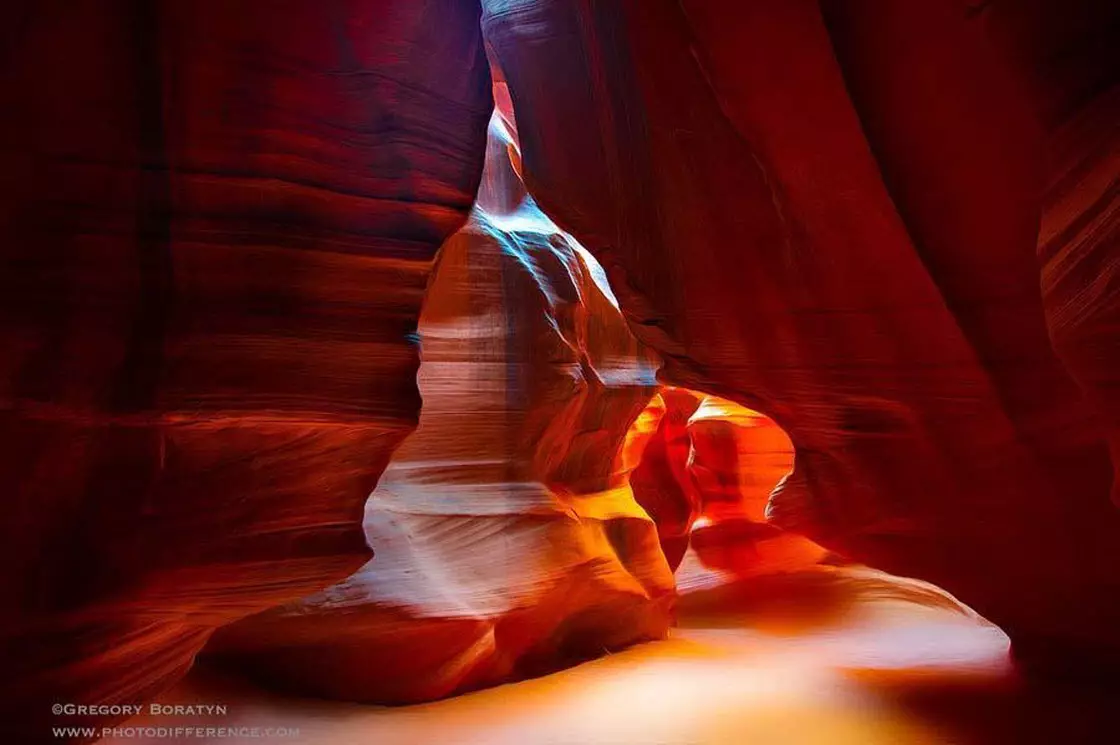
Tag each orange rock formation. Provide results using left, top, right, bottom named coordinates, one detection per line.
left=207, top=112, right=674, bottom=703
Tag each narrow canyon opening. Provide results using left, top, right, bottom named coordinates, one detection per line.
left=629, top=387, right=828, bottom=581
left=180, top=97, right=1019, bottom=742
left=6, top=2, right=1118, bottom=744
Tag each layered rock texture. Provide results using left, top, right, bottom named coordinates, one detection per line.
left=628, top=389, right=702, bottom=571
left=631, top=390, right=826, bottom=577
left=1038, top=84, right=1120, bottom=507
left=2, top=2, right=490, bottom=739
left=2, top=0, right=1118, bottom=739
left=207, top=112, right=674, bottom=703
left=482, top=0, right=1120, bottom=665
left=687, top=396, right=828, bottom=578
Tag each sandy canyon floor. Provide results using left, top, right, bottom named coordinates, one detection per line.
left=105, top=557, right=1118, bottom=745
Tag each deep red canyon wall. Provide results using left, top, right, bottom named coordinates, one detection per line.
left=1, top=2, right=490, bottom=739
left=482, top=0, right=1120, bottom=666
left=1, top=1, right=1117, bottom=740
left=1037, top=84, right=1120, bottom=509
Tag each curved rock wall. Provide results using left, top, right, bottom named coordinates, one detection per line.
left=631, top=389, right=826, bottom=577
left=482, top=0, right=1120, bottom=665
left=629, top=389, right=702, bottom=571
left=3, top=2, right=1117, bottom=737
left=1038, top=84, right=1120, bottom=507
left=687, top=395, right=828, bottom=578
left=1, top=2, right=491, bottom=738
left=207, top=113, right=674, bottom=704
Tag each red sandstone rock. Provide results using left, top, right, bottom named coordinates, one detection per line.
left=1037, top=85, right=1120, bottom=509
left=1, top=2, right=490, bottom=739
left=1, top=3, right=1117, bottom=739
left=482, top=0, right=1120, bottom=663
left=977, top=0, right=1120, bottom=129
left=687, top=395, right=827, bottom=577
left=630, top=386, right=828, bottom=578
left=207, top=112, right=674, bottom=704
left=629, top=388, right=702, bottom=571
left=631, top=387, right=825, bottom=577
left=972, top=5, right=1120, bottom=511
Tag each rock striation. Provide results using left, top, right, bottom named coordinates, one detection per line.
left=207, top=111, right=674, bottom=704
left=631, top=389, right=826, bottom=577
left=687, top=395, right=828, bottom=577
left=1, top=2, right=491, bottom=739
left=628, top=388, right=702, bottom=571
left=482, top=0, right=1120, bottom=665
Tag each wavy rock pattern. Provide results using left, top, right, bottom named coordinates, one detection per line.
left=482, top=0, right=1120, bottom=664
left=1, top=2, right=491, bottom=739
left=3, top=3, right=1118, bottom=739
left=1038, top=84, right=1120, bottom=507
left=629, top=388, right=702, bottom=571
left=208, top=112, right=674, bottom=704
left=687, top=395, right=828, bottom=577
left=631, top=389, right=826, bottom=577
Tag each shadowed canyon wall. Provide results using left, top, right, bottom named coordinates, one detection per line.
left=481, top=0, right=1120, bottom=667
left=1037, top=84, right=1120, bottom=508
left=1, top=0, right=1117, bottom=741
left=981, top=3, right=1120, bottom=494
left=1, top=2, right=490, bottom=739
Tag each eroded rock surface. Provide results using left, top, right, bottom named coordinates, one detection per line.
left=482, top=0, right=1120, bottom=663
left=687, top=396, right=828, bottom=577
left=629, top=388, right=702, bottom=571
left=1, top=2, right=491, bottom=738
left=631, top=389, right=826, bottom=577
left=208, top=113, right=674, bottom=704
left=1037, top=84, right=1120, bottom=508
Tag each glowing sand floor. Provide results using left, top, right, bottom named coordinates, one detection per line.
left=106, top=560, right=1118, bottom=744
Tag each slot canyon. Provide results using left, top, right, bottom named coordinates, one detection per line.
left=2, top=1, right=1118, bottom=743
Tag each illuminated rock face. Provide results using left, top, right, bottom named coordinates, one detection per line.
left=631, top=389, right=825, bottom=577
left=687, top=396, right=827, bottom=577
left=208, top=114, right=674, bottom=704
left=482, top=0, right=1120, bottom=663
left=1, top=3, right=1117, bottom=737
left=0, top=1, right=490, bottom=738
left=629, top=389, right=702, bottom=571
